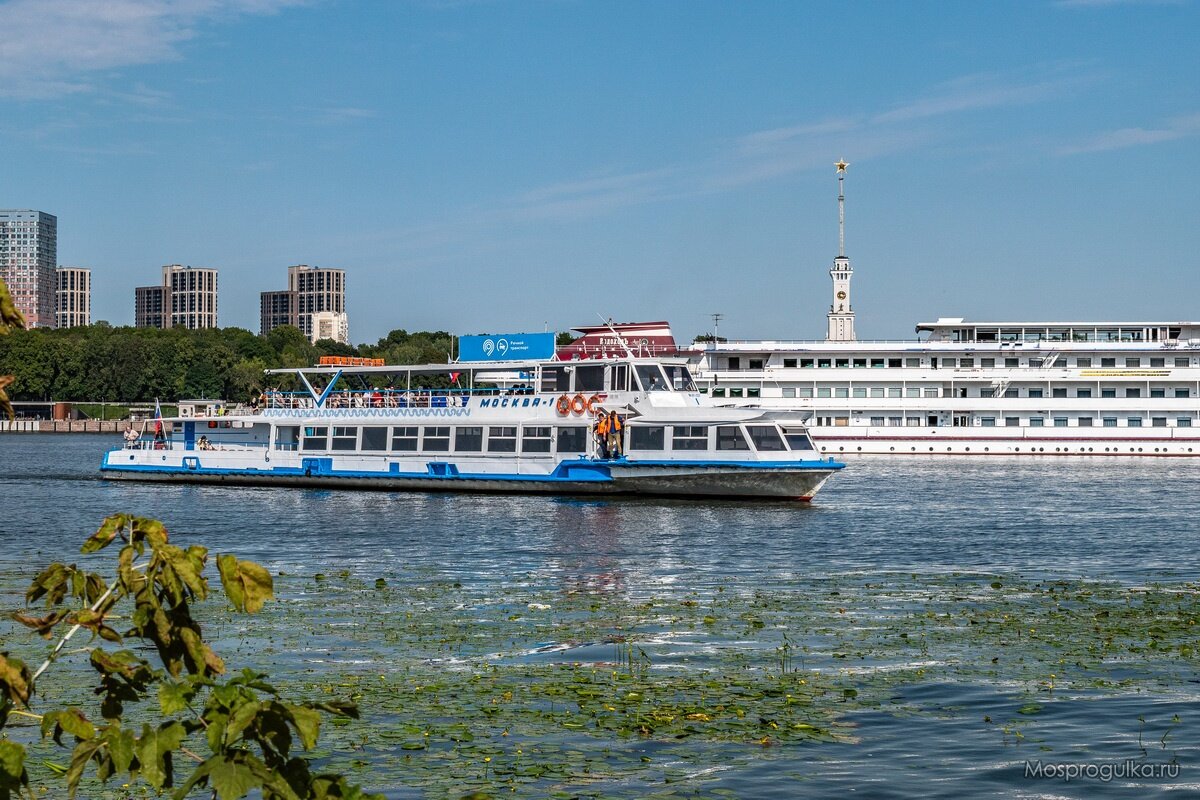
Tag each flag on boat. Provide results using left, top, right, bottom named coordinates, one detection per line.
left=154, top=399, right=163, bottom=435
left=449, top=371, right=461, bottom=384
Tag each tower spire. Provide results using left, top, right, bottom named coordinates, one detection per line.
left=826, top=159, right=856, bottom=342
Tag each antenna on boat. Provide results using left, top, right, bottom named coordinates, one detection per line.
left=597, top=313, right=637, bottom=358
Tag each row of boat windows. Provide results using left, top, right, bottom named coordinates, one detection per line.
left=721, top=356, right=1194, bottom=370
left=715, top=386, right=1196, bottom=399
left=820, top=416, right=1196, bottom=428
left=943, top=327, right=1183, bottom=343
left=292, top=424, right=808, bottom=453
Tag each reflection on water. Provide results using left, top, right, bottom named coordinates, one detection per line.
left=3, top=435, right=1200, bottom=798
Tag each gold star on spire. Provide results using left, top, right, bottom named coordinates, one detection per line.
left=835, top=159, right=849, bottom=173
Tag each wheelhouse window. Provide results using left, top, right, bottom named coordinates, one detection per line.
left=522, top=426, right=552, bottom=453
left=629, top=426, right=665, bottom=451
left=635, top=365, right=669, bottom=391
left=573, top=365, right=604, bottom=393
left=672, top=425, right=708, bottom=450
left=716, top=425, right=750, bottom=450
left=361, top=426, right=388, bottom=451
left=455, top=426, right=483, bottom=452
left=423, top=426, right=451, bottom=452
left=301, top=426, right=327, bottom=451
left=784, top=429, right=814, bottom=449
left=391, top=426, right=418, bottom=451
left=663, top=365, right=697, bottom=391
left=275, top=426, right=299, bottom=450
left=557, top=426, right=588, bottom=453
left=540, top=367, right=570, bottom=393
left=746, top=425, right=786, bottom=451
left=487, top=426, right=517, bottom=452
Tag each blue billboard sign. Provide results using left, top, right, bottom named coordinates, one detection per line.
left=458, top=332, right=556, bottom=362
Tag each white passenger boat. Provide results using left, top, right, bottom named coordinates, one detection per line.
left=100, top=356, right=843, bottom=500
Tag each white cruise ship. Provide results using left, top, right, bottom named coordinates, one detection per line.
left=562, top=163, right=1200, bottom=457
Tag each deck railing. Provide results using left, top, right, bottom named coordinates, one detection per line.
left=262, top=387, right=534, bottom=410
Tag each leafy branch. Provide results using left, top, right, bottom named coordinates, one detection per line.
left=0, top=515, right=383, bottom=800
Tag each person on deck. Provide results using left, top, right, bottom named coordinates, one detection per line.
left=607, top=411, right=624, bottom=458
left=595, top=413, right=610, bottom=459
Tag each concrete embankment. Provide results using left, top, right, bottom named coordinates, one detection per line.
left=1, top=420, right=127, bottom=434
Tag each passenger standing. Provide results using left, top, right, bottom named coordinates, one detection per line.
left=595, top=413, right=610, bottom=459
left=608, top=411, right=624, bottom=458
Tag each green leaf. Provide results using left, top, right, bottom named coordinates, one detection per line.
left=224, top=700, right=262, bottom=745
left=0, top=653, right=32, bottom=706
left=0, top=741, right=28, bottom=795
left=108, top=726, right=136, bottom=774
left=41, top=709, right=95, bottom=744
left=82, top=515, right=130, bottom=554
left=65, top=738, right=101, bottom=798
left=286, top=704, right=322, bottom=750
left=218, top=556, right=274, bottom=614
left=134, top=721, right=186, bottom=789
left=217, top=555, right=244, bottom=610
left=174, top=752, right=270, bottom=800
left=159, top=680, right=196, bottom=716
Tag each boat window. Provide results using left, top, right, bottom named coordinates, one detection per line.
left=522, top=426, right=552, bottom=453
left=330, top=426, right=358, bottom=451
left=783, top=430, right=815, bottom=450
left=663, top=365, right=697, bottom=392
left=746, top=425, right=786, bottom=451
left=301, top=426, right=327, bottom=451
left=716, top=426, right=750, bottom=451
left=487, top=426, right=517, bottom=452
left=361, top=426, right=388, bottom=451
left=609, top=364, right=630, bottom=392
left=275, top=425, right=299, bottom=451
left=423, top=426, right=451, bottom=452
left=391, top=426, right=418, bottom=451
left=455, top=426, right=483, bottom=452
left=634, top=365, right=669, bottom=392
left=557, top=426, right=588, bottom=453
left=671, top=425, right=708, bottom=450
left=629, top=426, right=665, bottom=451
left=540, top=367, right=570, bottom=393
left=573, top=365, right=605, bottom=393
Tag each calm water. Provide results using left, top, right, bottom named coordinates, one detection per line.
left=2, top=434, right=1199, bottom=798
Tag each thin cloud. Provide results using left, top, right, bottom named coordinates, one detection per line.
left=1059, top=112, right=1200, bottom=154
left=1055, top=0, right=1184, bottom=7
left=0, top=0, right=310, bottom=99
left=873, top=67, right=1089, bottom=124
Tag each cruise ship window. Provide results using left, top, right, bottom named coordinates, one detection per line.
left=1029, top=358, right=1043, bottom=368
left=981, top=358, right=995, bottom=368
left=557, top=426, right=588, bottom=453
left=746, top=426, right=786, bottom=451
left=1054, top=418, right=1068, bottom=427
left=835, top=388, right=849, bottom=398
left=783, top=359, right=797, bottom=368
left=1079, top=417, right=1093, bottom=427
left=870, top=387, right=884, bottom=398
left=906, top=417, right=922, bottom=427
left=671, top=425, right=708, bottom=450
left=629, top=426, right=665, bottom=450
left=1125, top=358, right=1141, bottom=368
left=487, top=426, right=517, bottom=452
left=1126, top=388, right=1141, bottom=398
left=749, top=359, right=764, bottom=370
left=1077, top=388, right=1092, bottom=398
left=923, top=388, right=938, bottom=398
left=1127, top=417, right=1142, bottom=427
left=301, top=426, right=328, bottom=451
left=1176, top=358, right=1190, bottom=367
left=423, top=426, right=451, bottom=452
left=1102, top=388, right=1116, bottom=398
left=1103, top=417, right=1117, bottom=427
left=959, top=358, right=974, bottom=367
left=942, top=358, right=956, bottom=367
left=1101, top=358, right=1116, bottom=368
left=521, top=427, right=552, bottom=453
left=1150, top=358, right=1165, bottom=368
left=716, top=426, right=750, bottom=450
left=981, top=417, right=995, bottom=427
left=747, top=388, right=761, bottom=398
left=1152, top=417, right=1167, bottom=428
left=1028, top=389, right=1044, bottom=398
left=836, top=359, right=849, bottom=368
left=728, top=358, right=741, bottom=370
left=799, top=388, right=814, bottom=398
left=852, top=388, right=867, bottom=398
left=1151, top=388, right=1165, bottom=398
left=730, top=388, right=744, bottom=398
left=782, top=388, right=796, bottom=398
left=981, top=388, right=995, bottom=398
left=818, top=388, right=832, bottom=398
left=871, top=358, right=885, bottom=368
left=711, top=388, right=726, bottom=397
left=888, top=358, right=902, bottom=368
left=1029, top=417, right=1044, bottom=427
left=853, top=359, right=867, bottom=368
left=361, top=426, right=388, bottom=451
left=888, top=416, right=902, bottom=427
left=906, top=388, right=920, bottom=398
left=1178, top=418, right=1192, bottom=427
left=1005, top=358, right=1019, bottom=368
left=888, top=388, right=902, bottom=398
left=906, top=358, right=920, bottom=367
left=1052, top=388, right=1067, bottom=398
left=800, top=359, right=814, bottom=368
left=1005, top=418, right=1020, bottom=427
left=1176, top=389, right=1190, bottom=398
left=1076, top=358, right=1092, bottom=367
left=455, top=427, right=484, bottom=452
left=1004, top=389, right=1019, bottom=398
left=818, top=359, right=831, bottom=368
left=870, top=417, right=884, bottom=426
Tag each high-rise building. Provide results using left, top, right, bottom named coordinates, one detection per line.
left=0, top=210, right=58, bottom=328
left=311, top=311, right=350, bottom=344
left=259, top=264, right=348, bottom=343
left=135, top=265, right=218, bottom=329
left=55, top=266, right=91, bottom=328
left=260, top=289, right=297, bottom=336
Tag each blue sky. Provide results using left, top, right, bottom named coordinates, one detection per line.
left=2, top=0, right=1198, bottom=343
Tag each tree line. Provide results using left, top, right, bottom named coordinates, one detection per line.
left=0, top=324, right=459, bottom=403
